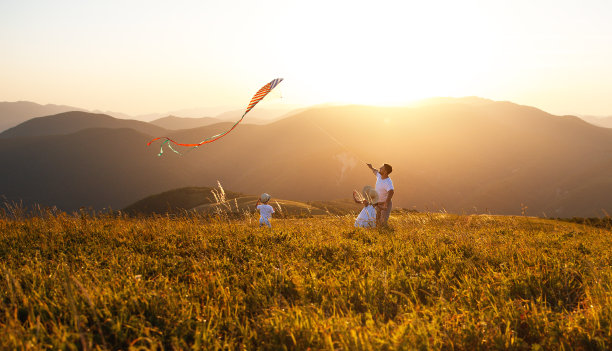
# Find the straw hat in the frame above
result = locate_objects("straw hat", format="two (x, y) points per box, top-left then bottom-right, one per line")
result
(362, 186), (379, 204)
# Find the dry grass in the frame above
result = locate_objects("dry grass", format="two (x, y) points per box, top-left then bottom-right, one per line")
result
(0, 207), (611, 350)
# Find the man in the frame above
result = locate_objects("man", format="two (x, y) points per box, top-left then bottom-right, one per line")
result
(366, 163), (394, 226)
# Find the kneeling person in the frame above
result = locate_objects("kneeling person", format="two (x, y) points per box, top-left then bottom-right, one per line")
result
(354, 186), (379, 228)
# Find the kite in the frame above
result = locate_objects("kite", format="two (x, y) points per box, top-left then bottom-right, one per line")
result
(148, 78), (283, 156)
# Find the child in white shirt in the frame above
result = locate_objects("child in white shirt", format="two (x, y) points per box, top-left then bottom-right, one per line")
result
(256, 194), (275, 228)
(353, 186), (379, 228)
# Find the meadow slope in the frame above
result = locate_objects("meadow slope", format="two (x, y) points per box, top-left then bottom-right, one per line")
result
(0, 210), (611, 350)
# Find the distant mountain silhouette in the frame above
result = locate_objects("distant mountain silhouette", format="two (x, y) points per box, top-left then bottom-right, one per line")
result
(411, 96), (497, 107)
(0, 111), (167, 138)
(91, 109), (134, 120)
(1, 100), (612, 217)
(0, 127), (194, 210)
(150, 116), (222, 130)
(0, 101), (86, 132)
(214, 108), (297, 125)
(579, 115), (612, 129)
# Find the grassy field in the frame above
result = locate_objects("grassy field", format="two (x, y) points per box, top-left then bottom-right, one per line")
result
(1, 208), (611, 350)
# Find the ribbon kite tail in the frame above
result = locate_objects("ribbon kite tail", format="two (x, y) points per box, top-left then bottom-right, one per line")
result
(147, 77), (283, 156)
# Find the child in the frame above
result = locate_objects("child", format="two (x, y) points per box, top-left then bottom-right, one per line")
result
(256, 193), (275, 228)
(353, 186), (378, 228)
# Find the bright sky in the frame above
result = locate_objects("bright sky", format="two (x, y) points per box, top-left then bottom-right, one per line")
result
(1, 0), (611, 117)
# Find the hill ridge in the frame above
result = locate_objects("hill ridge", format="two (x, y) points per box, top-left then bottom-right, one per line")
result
(0, 111), (167, 139)
(2, 100), (612, 217)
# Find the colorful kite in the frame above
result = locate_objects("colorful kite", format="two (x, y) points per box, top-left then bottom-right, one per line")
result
(148, 78), (283, 156)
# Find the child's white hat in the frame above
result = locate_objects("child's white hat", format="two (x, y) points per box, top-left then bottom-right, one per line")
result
(260, 193), (271, 202)
(362, 186), (379, 204)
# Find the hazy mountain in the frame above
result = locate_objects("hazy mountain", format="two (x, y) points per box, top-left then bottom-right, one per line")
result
(579, 115), (612, 129)
(91, 109), (134, 120)
(0, 101), (86, 132)
(149, 116), (222, 130)
(0, 127), (197, 210)
(214, 107), (299, 125)
(411, 96), (496, 107)
(2, 100), (612, 217)
(139, 106), (300, 125)
(0, 111), (167, 138)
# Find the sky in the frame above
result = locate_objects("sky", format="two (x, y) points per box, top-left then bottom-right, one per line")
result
(1, 0), (612, 117)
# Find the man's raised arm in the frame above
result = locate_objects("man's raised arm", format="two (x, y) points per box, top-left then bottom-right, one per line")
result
(366, 163), (378, 176)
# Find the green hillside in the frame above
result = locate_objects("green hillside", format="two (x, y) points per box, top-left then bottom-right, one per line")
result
(124, 186), (363, 216)
(1, 211), (610, 349)
(123, 186), (244, 215)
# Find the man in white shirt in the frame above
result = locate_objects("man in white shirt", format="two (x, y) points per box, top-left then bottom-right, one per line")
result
(366, 163), (394, 226)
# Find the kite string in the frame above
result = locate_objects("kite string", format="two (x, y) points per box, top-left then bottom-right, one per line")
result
(181, 111), (248, 155)
(311, 121), (367, 164)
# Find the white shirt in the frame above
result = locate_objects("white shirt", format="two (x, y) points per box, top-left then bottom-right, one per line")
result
(355, 205), (376, 228)
(376, 173), (394, 202)
(257, 204), (275, 220)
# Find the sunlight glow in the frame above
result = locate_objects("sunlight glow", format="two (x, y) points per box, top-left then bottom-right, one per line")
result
(1, 0), (611, 116)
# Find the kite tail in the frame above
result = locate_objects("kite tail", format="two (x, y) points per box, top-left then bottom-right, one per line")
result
(151, 110), (249, 155)
(147, 78), (283, 156)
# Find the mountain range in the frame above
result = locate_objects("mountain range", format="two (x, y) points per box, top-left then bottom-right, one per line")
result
(0, 101), (299, 133)
(1, 98), (611, 217)
(0, 111), (166, 139)
(149, 116), (222, 130)
(0, 101), (86, 132)
(578, 115), (612, 129)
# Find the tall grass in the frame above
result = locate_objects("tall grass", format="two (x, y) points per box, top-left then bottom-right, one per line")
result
(0, 207), (610, 350)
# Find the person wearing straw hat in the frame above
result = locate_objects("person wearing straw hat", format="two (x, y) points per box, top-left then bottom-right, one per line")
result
(353, 186), (379, 228)
(366, 163), (394, 226)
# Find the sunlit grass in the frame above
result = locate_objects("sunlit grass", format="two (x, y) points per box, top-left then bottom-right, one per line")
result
(0, 208), (610, 349)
